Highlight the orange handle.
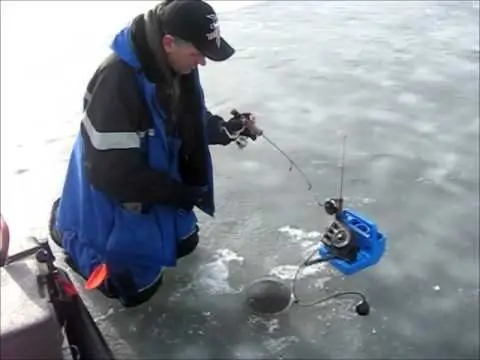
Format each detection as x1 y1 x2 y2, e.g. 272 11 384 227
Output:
85 263 108 290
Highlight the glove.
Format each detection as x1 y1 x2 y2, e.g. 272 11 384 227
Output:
224 111 258 141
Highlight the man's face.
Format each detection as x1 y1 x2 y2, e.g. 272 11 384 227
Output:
162 34 206 74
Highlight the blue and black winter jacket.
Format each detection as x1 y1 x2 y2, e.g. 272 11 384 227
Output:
54 14 232 296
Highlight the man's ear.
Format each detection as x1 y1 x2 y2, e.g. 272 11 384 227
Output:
162 34 176 53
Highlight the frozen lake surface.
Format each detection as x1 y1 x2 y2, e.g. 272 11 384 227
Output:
1 1 479 359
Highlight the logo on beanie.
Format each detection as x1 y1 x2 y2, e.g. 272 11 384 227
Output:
206 14 221 48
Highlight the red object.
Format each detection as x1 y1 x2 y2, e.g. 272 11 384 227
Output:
54 273 78 297
85 263 108 290
0 214 10 266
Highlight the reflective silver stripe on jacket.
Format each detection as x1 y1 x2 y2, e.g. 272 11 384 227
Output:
81 114 141 150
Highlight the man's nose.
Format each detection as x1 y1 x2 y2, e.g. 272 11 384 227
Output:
198 55 206 66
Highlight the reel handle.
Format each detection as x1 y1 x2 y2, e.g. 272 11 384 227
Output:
230 109 264 137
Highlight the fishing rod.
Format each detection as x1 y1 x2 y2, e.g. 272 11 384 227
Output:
229 109 324 208
228 109 387 317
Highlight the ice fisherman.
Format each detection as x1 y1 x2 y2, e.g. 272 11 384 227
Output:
48 0 258 307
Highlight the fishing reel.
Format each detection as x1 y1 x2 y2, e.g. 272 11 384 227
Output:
313 197 386 276
222 109 263 149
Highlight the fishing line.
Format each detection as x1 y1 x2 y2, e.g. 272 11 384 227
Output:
260 133 326 208
229 109 326 208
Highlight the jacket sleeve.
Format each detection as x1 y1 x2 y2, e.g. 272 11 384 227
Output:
205 111 232 145
80 63 193 208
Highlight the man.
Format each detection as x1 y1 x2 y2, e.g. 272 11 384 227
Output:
49 0 258 307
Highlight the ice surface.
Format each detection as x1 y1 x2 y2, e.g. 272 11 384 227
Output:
1 1 479 359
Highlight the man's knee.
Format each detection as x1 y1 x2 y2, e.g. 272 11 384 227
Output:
177 228 199 259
